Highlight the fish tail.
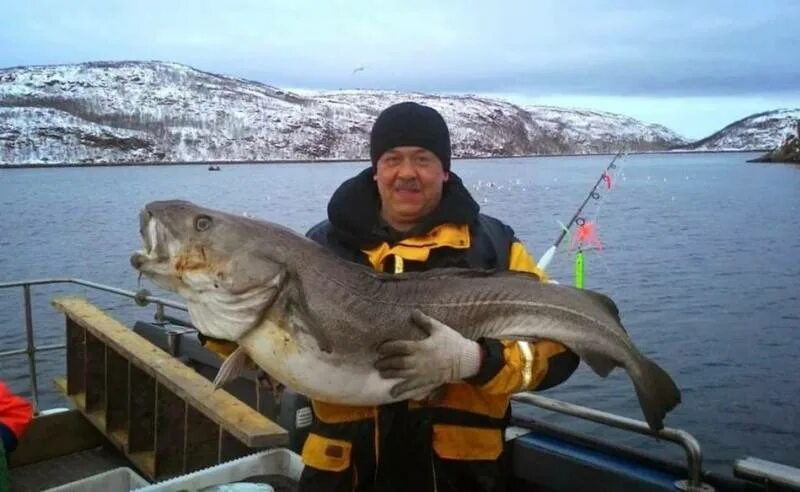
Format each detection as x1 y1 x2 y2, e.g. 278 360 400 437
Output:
633 356 681 432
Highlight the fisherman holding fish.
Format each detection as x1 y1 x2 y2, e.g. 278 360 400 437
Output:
132 101 680 492
297 102 579 491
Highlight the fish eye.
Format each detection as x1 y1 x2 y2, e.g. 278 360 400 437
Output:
195 215 212 232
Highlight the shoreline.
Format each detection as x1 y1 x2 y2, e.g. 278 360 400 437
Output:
0 148 766 169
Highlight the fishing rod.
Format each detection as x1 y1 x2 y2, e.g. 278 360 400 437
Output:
536 150 624 273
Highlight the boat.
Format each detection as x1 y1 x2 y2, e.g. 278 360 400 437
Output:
2 278 799 491
208 165 221 171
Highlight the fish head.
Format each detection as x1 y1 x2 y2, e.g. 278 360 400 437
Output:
131 200 286 341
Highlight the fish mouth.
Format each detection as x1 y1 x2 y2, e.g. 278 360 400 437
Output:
131 206 218 296
130 209 174 279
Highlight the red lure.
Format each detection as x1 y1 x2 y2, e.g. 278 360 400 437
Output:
602 171 613 190
571 221 603 251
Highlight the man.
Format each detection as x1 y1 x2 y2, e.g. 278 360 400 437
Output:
300 101 579 491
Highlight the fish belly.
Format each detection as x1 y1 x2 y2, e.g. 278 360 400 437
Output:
239 319 400 405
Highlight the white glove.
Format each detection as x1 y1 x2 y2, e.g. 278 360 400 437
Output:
375 309 482 401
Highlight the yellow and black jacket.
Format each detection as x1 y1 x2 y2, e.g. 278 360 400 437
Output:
296 168 579 492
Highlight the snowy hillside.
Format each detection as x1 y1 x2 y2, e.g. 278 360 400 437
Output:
0 61 688 165
304 91 569 157
526 106 685 154
0 61 342 164
686 109 800 151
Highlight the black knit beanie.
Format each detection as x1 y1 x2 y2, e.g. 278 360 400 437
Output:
369 102 451 172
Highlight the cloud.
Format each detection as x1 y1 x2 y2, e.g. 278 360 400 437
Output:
2 0 797 96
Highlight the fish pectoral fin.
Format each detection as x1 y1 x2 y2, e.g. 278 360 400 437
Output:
223 254 286 296
287 296 333 353
213 345 249 388
582 352 617 377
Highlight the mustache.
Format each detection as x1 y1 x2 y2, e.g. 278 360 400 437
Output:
394 179 421 191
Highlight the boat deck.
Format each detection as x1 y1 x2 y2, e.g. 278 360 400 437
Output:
10 446 130 491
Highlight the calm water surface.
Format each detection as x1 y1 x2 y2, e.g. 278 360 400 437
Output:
1 152 798 473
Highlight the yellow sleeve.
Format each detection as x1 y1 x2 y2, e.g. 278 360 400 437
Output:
479 340 570 394
202 338 239 358
508 241 549 282
201 338 260 371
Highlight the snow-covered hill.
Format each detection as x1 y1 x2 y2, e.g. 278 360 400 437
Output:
0 61 689 165
526 106 685 154
685 109 800 151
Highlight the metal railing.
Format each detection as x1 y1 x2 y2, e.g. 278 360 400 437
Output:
0 277 187 412
734 456 800 490
512 393 712 491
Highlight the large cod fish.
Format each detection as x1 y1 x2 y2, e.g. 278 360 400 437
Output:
130 200 680 431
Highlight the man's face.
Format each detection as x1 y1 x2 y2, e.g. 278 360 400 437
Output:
374 146 449 231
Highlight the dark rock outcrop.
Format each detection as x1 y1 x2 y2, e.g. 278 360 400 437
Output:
749 131 800 163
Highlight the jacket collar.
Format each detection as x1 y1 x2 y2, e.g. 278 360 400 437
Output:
327 167 480 249
362 223 471 272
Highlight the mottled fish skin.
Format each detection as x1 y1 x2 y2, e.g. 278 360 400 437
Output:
131 200 681 431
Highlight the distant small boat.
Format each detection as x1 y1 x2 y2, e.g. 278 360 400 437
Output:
208 165 221 171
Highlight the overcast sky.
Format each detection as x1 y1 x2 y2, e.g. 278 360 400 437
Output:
2 0 798 138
